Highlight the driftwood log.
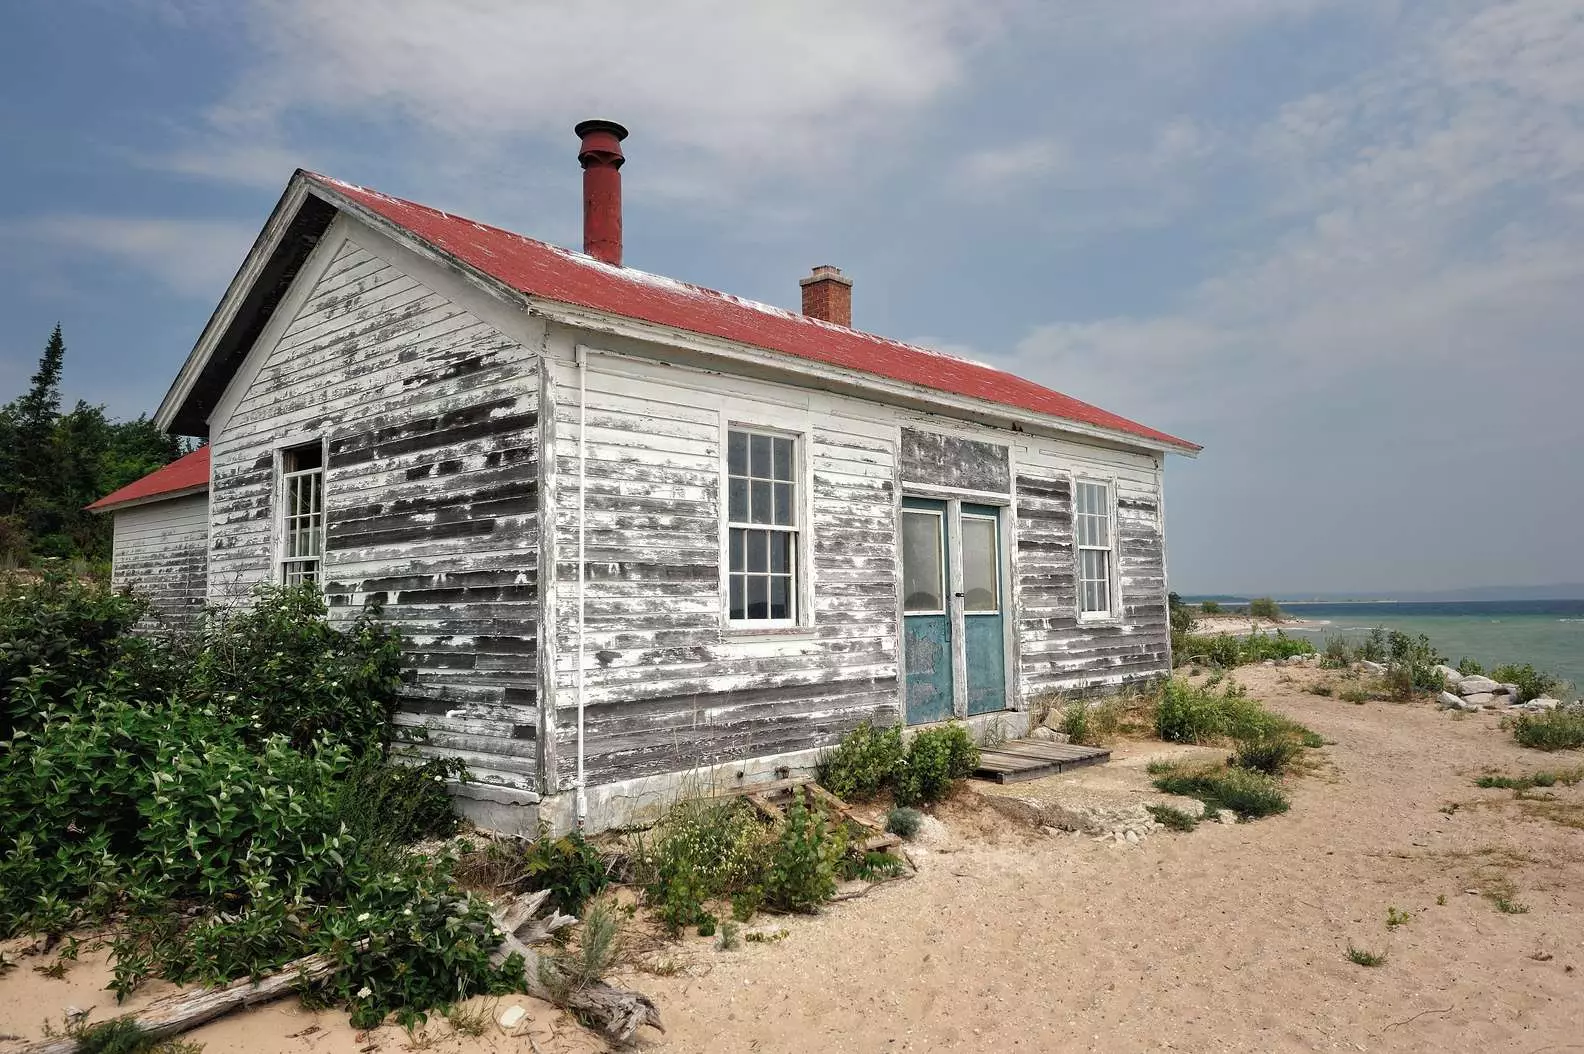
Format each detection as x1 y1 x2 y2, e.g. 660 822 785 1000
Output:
17 892 662 1052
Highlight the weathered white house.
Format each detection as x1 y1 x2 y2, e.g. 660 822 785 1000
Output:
95 120 1199 833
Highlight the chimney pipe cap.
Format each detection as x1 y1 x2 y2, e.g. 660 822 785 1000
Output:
799 264 852 287
575 119 629 142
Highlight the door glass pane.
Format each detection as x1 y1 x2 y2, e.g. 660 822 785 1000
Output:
962 516 999 612
902 511 944 613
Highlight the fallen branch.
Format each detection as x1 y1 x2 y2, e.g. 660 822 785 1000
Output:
17 940 369 1054
19 892 662 1052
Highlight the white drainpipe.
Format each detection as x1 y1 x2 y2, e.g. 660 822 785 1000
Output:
574 345 589 829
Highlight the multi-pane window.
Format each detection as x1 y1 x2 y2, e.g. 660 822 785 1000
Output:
1076 481 1112 616
280 442 324 586
727 428 797 622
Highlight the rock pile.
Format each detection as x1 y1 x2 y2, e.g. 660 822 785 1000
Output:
1434 665 1563 714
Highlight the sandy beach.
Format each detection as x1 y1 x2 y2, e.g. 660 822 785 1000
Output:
4 664 1582 1053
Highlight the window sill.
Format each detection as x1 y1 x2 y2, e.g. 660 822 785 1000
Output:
724 624 819 641
1077 612 1124 627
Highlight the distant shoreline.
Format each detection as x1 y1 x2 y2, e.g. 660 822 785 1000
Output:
1193 614 1323 637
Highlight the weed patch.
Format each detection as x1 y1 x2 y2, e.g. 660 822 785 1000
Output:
1510 707 1584 752
1345 945 1387 967
1145 804 1199 831
1148 761 1290 819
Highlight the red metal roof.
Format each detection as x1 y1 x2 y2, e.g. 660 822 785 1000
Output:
308 174 1199 452
87 446 209 511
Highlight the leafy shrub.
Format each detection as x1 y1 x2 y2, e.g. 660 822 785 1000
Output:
1247 597 1282 620
761 799 844 913
816 721 904 801
1491 663 1565 704
511 827 611 916
1149 761 1290 819
885 807 923 839
1199 600 1222 615
1168 592 1195 635
1321 635 1353 669
1457 657 1485 676
894 723 978 807
0 578 519 1029
1357 627 1388 663
1154 678 1280 744
1060 698 1127 746
0 574 149 739
1172 631 1313 669
634 798 770 935
1510 707 1584 752
189 587 405 750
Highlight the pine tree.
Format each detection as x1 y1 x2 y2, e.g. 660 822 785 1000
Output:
0 325 66 519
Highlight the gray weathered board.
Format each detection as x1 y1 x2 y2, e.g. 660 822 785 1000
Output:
973 739 1110 783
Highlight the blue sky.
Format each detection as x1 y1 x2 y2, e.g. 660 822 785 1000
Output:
2 1 1581 594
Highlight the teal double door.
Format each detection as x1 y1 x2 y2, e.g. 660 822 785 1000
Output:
900 497 1008 724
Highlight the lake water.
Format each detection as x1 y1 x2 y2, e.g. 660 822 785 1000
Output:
1272 600 1584 696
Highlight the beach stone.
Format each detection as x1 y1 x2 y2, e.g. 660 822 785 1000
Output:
1499 683 1521 698
497 1005 529 1032
1461 692 1496 707
1125 829 1140 844
1262 659 1277 667
1437 691 1465 710
1457 676 1500 696
1435 665 1464 687
1530 697 1561 711
1359 660 1386 674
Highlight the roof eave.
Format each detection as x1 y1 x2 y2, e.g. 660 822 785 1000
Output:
525 298 1201 457
86 483 209 515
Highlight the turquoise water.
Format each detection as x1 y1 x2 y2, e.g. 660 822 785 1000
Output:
1274 601 1584 697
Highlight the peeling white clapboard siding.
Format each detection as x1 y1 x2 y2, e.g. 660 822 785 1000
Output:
111 493 209 633
545 341 900 789
1014 439 1169 698
206 224 543 791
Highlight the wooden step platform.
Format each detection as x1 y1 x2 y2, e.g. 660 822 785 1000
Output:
973 738 1111 784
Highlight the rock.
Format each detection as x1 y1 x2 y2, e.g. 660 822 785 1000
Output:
1218 811 1237 825
1530 697 1561 711
498 1005 529 1032
1435 665 1464 687
1499 683 1522 698
1124 829 1140 844
1359 660 1386 674
1262 659 1277 667
1437 691 1464 710
1461 692 1496 707
1457 675 1501 696
1029 725 1071 744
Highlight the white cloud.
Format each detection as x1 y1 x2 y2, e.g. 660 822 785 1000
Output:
167 0 1010 195
10 216 257 297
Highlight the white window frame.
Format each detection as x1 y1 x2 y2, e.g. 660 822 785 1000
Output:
277 439 327 587
959 509 1001 616
1075 477 1118 621
722 424 805 629
900 506 948 616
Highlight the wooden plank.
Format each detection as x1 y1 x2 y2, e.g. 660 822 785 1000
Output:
972 737 1110 784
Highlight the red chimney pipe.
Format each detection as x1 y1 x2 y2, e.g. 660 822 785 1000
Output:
575 119 629 267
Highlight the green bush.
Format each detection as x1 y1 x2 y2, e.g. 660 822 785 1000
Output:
1149 761 1290 819
1199 600 1222 615
1155 678 1267 743
514 827 610 916
816 721 904 801
1510 707 1584 752
884 807 923 839
1168 592 1195 635
634 798 770 935
1172 631 1314 669
1232 735 1303 776
1144 803 1199 831
1491 663 1565 704
0 577 518 1029
189 587 405 751
761 799 843 913
1456 657 1485 676
894 723 979 807
1247 597 1282 620
1357 627 1388 663
1321 635 1354 669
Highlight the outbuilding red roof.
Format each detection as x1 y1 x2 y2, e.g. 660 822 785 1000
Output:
87 446 209 511
308 174 1199 453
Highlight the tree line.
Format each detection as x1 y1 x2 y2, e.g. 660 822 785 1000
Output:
0 325 185 569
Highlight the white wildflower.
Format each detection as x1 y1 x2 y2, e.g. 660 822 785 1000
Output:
357 986 372 999
356 912 371 922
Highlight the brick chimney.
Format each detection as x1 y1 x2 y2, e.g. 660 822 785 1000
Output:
799 265 853 327
575 119 629 266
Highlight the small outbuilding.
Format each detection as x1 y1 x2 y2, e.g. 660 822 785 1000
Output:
96 120 1199 833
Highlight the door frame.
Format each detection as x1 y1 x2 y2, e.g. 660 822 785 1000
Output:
897 491 1014 724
